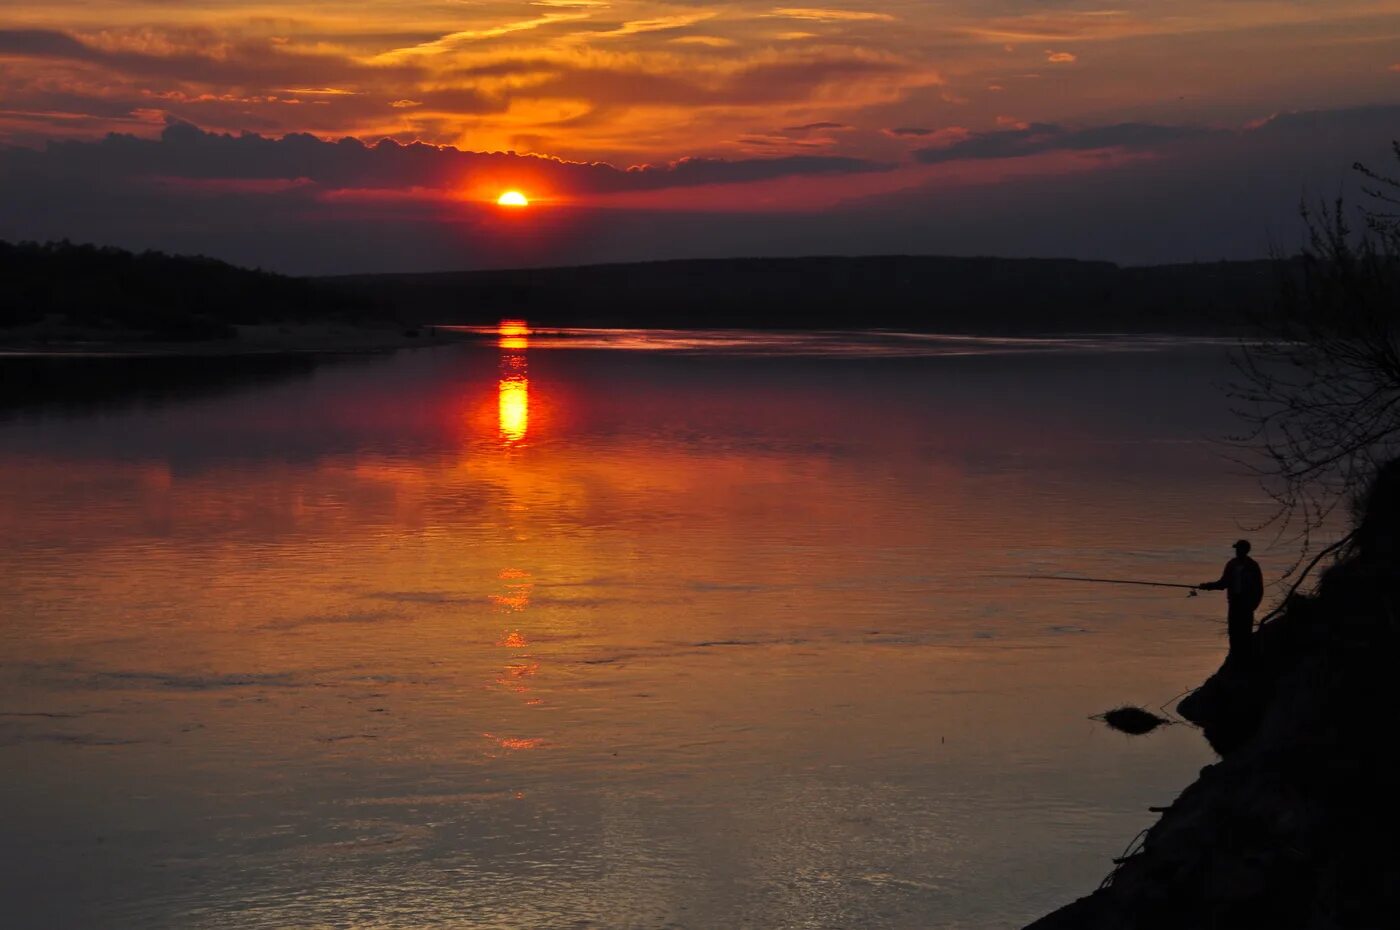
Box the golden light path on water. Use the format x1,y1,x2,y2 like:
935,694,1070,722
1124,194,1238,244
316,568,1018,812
497,319,531,444
0,328,1283,929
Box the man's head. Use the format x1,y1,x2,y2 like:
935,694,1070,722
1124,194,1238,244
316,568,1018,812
1233,539,1251,555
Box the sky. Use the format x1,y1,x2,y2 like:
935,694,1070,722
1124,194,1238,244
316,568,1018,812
2,1,1399,273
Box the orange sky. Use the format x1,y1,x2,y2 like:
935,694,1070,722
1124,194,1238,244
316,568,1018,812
3,1,1398,163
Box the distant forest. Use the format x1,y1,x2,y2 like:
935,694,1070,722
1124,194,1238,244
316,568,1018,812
0,240,383,341
3,240,1288,340
331,256,1287,334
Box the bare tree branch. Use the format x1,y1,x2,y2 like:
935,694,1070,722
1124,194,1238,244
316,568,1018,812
1228,148,1400,568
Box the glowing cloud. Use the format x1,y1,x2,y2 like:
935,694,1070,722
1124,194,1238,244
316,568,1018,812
764,8,897,23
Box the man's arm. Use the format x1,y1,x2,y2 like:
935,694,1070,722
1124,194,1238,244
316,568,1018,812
1199,561,1231,590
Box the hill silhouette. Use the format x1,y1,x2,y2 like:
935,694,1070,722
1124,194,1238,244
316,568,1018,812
2,242,1289,343
330,255,1285,334
1,240,385,342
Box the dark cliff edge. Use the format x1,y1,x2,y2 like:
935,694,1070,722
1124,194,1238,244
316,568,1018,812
1028,463,1400,929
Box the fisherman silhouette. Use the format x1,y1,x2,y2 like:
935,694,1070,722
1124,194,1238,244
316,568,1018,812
1198,539,1264,658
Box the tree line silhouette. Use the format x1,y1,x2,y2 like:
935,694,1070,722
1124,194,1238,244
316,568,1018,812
1,240,383,341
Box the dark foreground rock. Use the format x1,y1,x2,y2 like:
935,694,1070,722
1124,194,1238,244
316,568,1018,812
1027,465,1400,929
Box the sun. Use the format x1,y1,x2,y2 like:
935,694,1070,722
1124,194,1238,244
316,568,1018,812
497,190,529,207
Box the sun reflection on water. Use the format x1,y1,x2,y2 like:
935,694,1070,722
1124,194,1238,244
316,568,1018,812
493,562,541,746
498,378,528,443
498,318,530,351
497,630,529,648
497,319,530,444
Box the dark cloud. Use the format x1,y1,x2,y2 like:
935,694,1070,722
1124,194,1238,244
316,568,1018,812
783,121,848,132
0,119,891,194
885,126,935,137
867,105,1400,262
0,29,90,58
913,121,1210,163
629,153,882,185
1246,105,1400,140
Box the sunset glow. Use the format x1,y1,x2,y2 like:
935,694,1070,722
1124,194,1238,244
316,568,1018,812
0,3,1397,265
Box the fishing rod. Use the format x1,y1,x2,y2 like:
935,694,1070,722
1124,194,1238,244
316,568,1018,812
1009,575,1199,595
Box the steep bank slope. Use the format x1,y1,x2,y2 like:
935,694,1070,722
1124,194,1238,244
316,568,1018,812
1028,468,1400,928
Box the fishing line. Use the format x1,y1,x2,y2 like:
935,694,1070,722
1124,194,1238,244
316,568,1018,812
995,574,1200,593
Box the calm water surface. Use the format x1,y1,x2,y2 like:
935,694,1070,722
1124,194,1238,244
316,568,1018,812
1,329,1268,929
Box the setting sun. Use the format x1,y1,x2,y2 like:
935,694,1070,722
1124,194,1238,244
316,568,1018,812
497,191,529,207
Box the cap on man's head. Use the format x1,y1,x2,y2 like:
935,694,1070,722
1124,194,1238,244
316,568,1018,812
1233,539,1251,554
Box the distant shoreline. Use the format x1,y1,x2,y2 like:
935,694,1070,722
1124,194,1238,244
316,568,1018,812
1,325,1245,359
328,254,1285,336
4,242,1286,352
0,322,462,358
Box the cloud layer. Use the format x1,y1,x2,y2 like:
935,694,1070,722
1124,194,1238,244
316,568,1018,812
912,122,1210,164
6,119,892,196
2,106,1394,274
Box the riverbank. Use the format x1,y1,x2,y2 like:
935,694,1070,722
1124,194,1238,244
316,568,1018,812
1027,464,1400,928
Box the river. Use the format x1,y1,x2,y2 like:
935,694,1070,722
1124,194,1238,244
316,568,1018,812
0,327,1266,928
